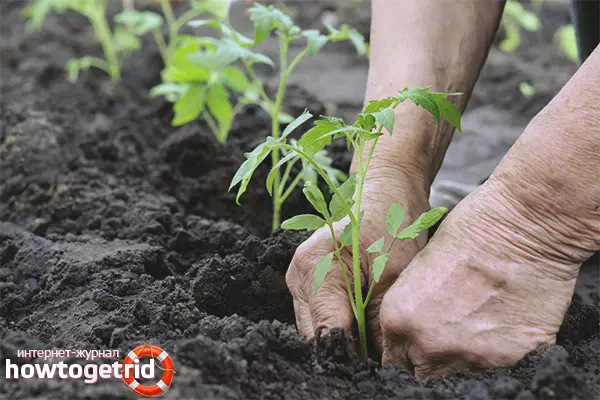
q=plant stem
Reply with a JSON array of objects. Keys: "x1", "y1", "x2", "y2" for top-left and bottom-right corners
[
  {"x1": 326, "y1": 223, "x2": 358, "y2": 317},
  {"x1": 89, "y1": 9, "x2": 120, "y2": 81},
  {"x1": 353, "y1": 139, "x2": 368, "y2": 360},
  {"x1": 159, "y1": 0, "x2": 177, "y2": 63},
  {"x1": 271, "y1": 43, "x2": 311, "y2": 231},
  {"x1": 202, "y1": 111, "x2": 221, "y2": 142},
  {"x1": 270, "y1": 36, "x2": 289, "y2": 231},
  {"x1": 174, "y1": 9, "x2": 201, "y2": 31},
  {"x1": 152, "y1": 29, "x2": 169, "y2": 64},
  {"x1": 280, "y1": 173, "x2": 303, "y2": 203},
  {"x1": 276, "y1": 144, "x2": 357, "y2": 227}
]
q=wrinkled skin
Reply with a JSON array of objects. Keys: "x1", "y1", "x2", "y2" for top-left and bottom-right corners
[{"x1": 286, "y1": 0, "x2": 600, "y2": 378}]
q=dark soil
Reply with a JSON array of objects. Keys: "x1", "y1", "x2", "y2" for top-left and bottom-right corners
[{"x1": 1, "y1": 1, "x2": 599, "y2": 399}]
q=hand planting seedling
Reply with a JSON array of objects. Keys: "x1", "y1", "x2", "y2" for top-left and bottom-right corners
[
  {"x1": 230, "y1": 87, "x2": 462, "y2": 359},
  {"x1": 22, "y1": 0, "x2": 143, "y2": 82},
  {"x1": 154, "y1": 3, "x2": 368, "y2": 230}
]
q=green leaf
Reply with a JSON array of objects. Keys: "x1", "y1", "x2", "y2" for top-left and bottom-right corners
[
  {"x1": 372, "y1": 253, "x2": 388, "y2": 283},
  {"x1": 281, "y1": 214, "x2": 326, "y2": 231},
  {"x1": 303, "y1": 181, "x2": 329, "y2": 219},
  {"x1": 229, "y1": 142, "x2": 273, "y2": 203},
  {"x1": 363, "y1": 98, "x2": 395, "y2": 114},
  {"x1": 397, "y1": 87, "x2": 462, "y2": 131},
  {"x1": 164, "y1": 38, "x2": 211, "y2": 83},
  {"x1": 248, "y1": 3, "x2": 300, "y2": 45},
  {"x1": 396, "y1": 207, "x2": 448, "y2": 240},
  {"x1": 219, "y1": 67, "x2": 251, "y2": 92},
  {"x1": 329, "y1": 175, "x2": 356, "y2": 222},
  {"x1": 386, "y1": 202, "x2": 405, "y2": 236},
  {"x1": 372, "y1": 107, "x2": 395, "y2": 134},
  {"x1": 431, "y1": 95, "x2": 462, "y2": 132},
  {"x1": 172, "y1": 84, "x2": 206, "y2": 126},
  {"x1": 282, "y1": 110, "x2": 313, "y2": 138},
  {"x1": 189, "y1": 0, "x2": 231, "y2": 20},
  {"x1": 325, "y1": 23, "x2": 368, "y2": 56},
  {"x1": 114, "y1": 10, "x2": 163, "y2": 35},
  {"x1": 113, "y1": 26, "x2": 141, "y2": 54},
  {"x1": 298, "y1": 116, "x2": 345, "y2": 155},
  {"x1": 367, "y1": 237, "x2": 385, "y2": 253},
  {"x1": 339, "y1": 222, "x2": 353, "y2": 246},
  {"x1": 303, "y1": 30, "x2": 328, "y2": 55},
  {"x1": 149, "y1": 83, "x2": 189, "y2": 97},
  {"x1": 206, "y1": 84, "x2": 233, "y2": 143},
  {"x1": 314, "y1": 252, "x2": 334, "y2": 293}
]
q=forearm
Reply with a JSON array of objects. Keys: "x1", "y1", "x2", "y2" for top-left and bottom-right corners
[
  {"x1": 355, "y1": 0, "x2": 505, "y2": 185},
  {"x1": 492, "y1": 46, "x2": 600, "y2": 254}
]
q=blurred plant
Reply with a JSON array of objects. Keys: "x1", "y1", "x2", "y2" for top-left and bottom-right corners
[
  {"x1": 153, "y1": 3, "x2": 368, "y2": 229},
  {"x1": 555, "y1": 24, "x2": 579, "y2": 63},
  {"x1": 500, "y1": 0, "x2": 541, "y2": 53},
  {"x1": 22, "y1": 0, "x2": 142, "y2": 81},
  {"x1": 230, "y1": 87, "x2": 462, "y2": 357},
  {"x1": 518, "y1": 81, "x2": 535, "y2": 98}
]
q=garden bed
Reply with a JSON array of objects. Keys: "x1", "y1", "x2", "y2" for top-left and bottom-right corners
[{"x1": 1, "y1": 1, "x2": 598, "y2": 399}]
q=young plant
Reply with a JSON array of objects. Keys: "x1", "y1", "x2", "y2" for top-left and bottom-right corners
[
  {"x1": 114, "y1": 0, "x2": 230, "y2": 68},
  {"x1": 22, "y1": 0, "x2": 142, "y2": 81},
  {"x1": 153, "y1": 3, "x2": 368, "y2": 230},
  {"x1": 500, "y1": 0, "x2": 541, "y2": 53},
  {"x1": 230, "y1": 87, "x2": 462, "y2": 359}
]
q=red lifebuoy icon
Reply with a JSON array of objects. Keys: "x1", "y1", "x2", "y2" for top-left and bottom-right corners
[{"x1": 122, "y1": 345, "x2": 175, "y2": 397}]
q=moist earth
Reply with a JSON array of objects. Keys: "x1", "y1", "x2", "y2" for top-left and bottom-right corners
[{"x1": 1, "y1": 1, "x2": 599, "y2": 399}]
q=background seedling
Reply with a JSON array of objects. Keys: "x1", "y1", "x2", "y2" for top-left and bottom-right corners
[
  {"x1": 231, "y1": 87, "x2": 462, "y2": 358},
  {"x1": 155, "y1": 3, "x2": 368, "y2": 230},
  {"x1": 22, "y1": 0, "x2": 143, "y2": 81}
]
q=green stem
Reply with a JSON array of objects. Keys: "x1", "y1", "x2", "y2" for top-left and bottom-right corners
[
  {"x1": 275, "y1": 144, "x2": 357, "y2": 227},
  {"x1": 278, "y1": 158, "x2": 298, "y2": 195},
  {"x1": 271, "y1": 44, "x2": 311, "y2": 231},
  {"x1": 202, "y1": 111, "x2": 221, "y2": 142},
  {"x1": 174, "y1": 9, "x2": 202, "y2": 31},
  {"x1": 353, "y1": 139, "x2": 368, "y2": 360},
  {"x1": 280, "y1": 173, "x2": 303, "y2": 203},
  {"x1": 159, "y1": 0, "x2": 177, "y2": 62},
  {"x1": 242, "y1": 59, "x2": 272, "y2": 105},
  {"x1": 89, "y1": 9, "x2": 120, "y2": 81},
  {"x1": 326, "y1": 222, "x2": 358, "y2": 317},
  {"x1": 152, "y1": 29, "x2": 169, "y2": 65}
]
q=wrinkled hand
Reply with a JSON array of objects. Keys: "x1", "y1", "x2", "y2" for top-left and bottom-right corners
[{"x1": 286, "y1": 170, "x2": 430, "y2": 350}]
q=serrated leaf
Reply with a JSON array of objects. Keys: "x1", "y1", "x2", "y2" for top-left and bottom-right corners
[
  {"x1": 385, "y1": 202, "x2": 405, "y2": 236},
  {"x1": 190, "y1": 0, "x2": 231, "y2": 20},
  {"x1": 281, "y1": 214, "x2": 326, "y2": 231},
  {"x1": 303, "y1": 181, "x2": 329, "y2": 219},
  {"x1": 396, "y1": 207, "x2": 448, "y2": 240},
  {"x1": 329, "y1": 175, "x2": 356, "y2": 221},
  {"x1": 220, "y1": 67, "x2": 250, "y2": 92},
  {"x1": 206, "y1": 84, "x2": 233, "y2": 143},
  {"x1": 282, "y1": 110, "x2": 313, "y2": 138},
  {"x1": 314, "y1": 252, "x2": 334, "y2": 293},
  {"x1": 372, "y1": 253, "x2": 388, "y2": 283},
  {"x1": 303, "y1": 30, "x2": 328, "y2": 55},
  {"x1": 229, "y1": 142, "x2": 273, "y2": 203},
  {"x1": 373, "y1": 107, "x2": 395, "y2": 134},
  {"x1": 248, "y1": 3, "x2": 299, "y2": 45},
  {"x1": 339, "y1": 222, "x2": 353, "y2": 246},
  {"x1": 172, "y1": 84, "x2": 206, "y2": 126},
  {"x1": 367, "y1": 237, "x2": 385, "y2": 253},
  {"x1": 431, "y1": 95, "x2": 462, "y2": 132},
  {"x1": 363, "y1": 98, "x2": 395, "y2": 114},
  {"x1": 326, "y1": 23, "x2": 368, "y2": 56},
  {"x1": 397, "y1": 87, "x2": 462, "y2": 131},
  {"x1": 298, "y1": 116, "x2": 345, "y2": 155},
  {"x1": 164, "y1": 38, "x2": 210, "y2": 83}
]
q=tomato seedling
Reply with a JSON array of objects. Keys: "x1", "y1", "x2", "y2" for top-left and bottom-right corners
[
  {"x1": 154, "y1": 3, "x2": 368, "y2": 230},
  {"x1": 22, "y1": 0, "x2": 142, "y2": 82},
  {"x1": 230, "y1": 87, "x2": 462, "y2": 359}
]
